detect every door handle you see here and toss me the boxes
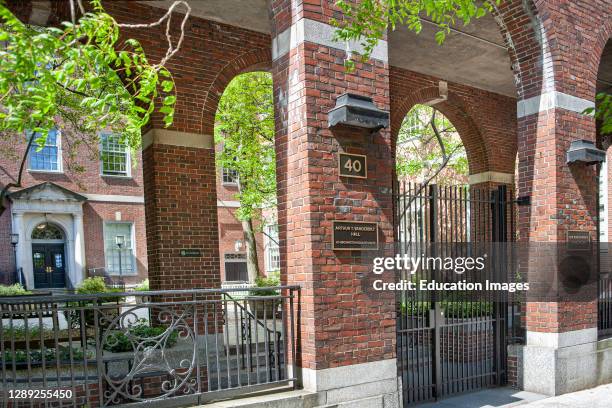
[45,266,53,273]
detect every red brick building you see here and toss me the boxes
[2,1,612,407]
[0,129,149,288]
[0,133,275,289]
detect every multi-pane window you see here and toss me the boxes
[29,128,61,172]
[265,224,280,272]
[222,167,238,185]
[100,133,130,177]
[104,222,135,275]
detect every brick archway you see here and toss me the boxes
[201,47,272,135]
[391,86,490,175]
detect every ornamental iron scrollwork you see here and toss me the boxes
[98,305,197,406]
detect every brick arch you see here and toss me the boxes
[491,0,546,100]
[592,20,612,97]
[201,47,272,135]
[391,87,490,175]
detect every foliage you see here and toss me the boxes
[214,71,276,222]
[103,319,179,353]
[76,276,107,294]
[333,0,500,69]
[398,300,493,318]
[134,278,149,291]
[250,275,280,297]
[0,283,32,296]
[584,92,612,135]
[3,346,89,364]
[396,104,467,184]
[74,277,124,303]
[0,0,180,150]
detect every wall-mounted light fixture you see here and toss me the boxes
[328,93,389,131]
[566,140,606,165]
[234,240,243,252]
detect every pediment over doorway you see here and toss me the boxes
[8,182,87,203]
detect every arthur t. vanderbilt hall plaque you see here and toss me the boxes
[332,221,379,250]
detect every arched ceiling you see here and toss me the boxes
[145,1,517,97]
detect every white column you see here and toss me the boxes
[73,213,86,288]
[11,212,28,288]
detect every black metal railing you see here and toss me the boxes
[0,287,299,407]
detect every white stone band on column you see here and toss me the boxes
[142,129,214,150]
[272,18,388,62]
[517,91,595,118]
[468,171,514,185]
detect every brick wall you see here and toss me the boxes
[271,0,396,368]
[0,123,147,286]
[390,67,518,176]
[217,205,266,281]
[82,202,148,285]
[142,144,220,291]
[500,0,612,333]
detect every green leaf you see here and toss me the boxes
[161,80,174,92]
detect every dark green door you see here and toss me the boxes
[32,244,66,288]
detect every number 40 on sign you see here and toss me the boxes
[338,152,367,179]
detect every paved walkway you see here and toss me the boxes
[520,383,612,408]
[418,384,612,408]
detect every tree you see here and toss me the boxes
[0,0,191,213]
[333,0,499,70]
[396,105,467,185]
[585,93,612,137]
[333,0,610,130]
[214,72,276,282]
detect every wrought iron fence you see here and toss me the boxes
[394,183,521,405]
[0,286,300,407]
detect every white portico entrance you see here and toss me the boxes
[8,182,87,290]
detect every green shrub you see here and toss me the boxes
[76,277,107,294]
[0,284,32,296]
[134,279,149,291]
[398,300,493,318]
[249,275,280,297]
[103,319,179,353]
[3,346,90,364]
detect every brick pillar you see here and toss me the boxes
[142,129,221,291]
[514,0,610,395]
[270,2,399,405]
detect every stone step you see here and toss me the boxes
[202,389,319,408]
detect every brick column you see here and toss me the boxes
[513,0,611,395]
[142,129,221,291]
[270,2,399,405]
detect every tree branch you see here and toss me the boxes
[397,109,455,222]
[117,1,191,68]
[0,129,38,215]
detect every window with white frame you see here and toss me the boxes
[29,128,62,172]
[222,167,238,185]
[100,133,130,177]
[104,222,136,275]
[264,224,280,272]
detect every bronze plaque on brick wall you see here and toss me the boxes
[567,230,591,251]
[332,221,378,250]
[338,153,367,179]
[180,249,202,257]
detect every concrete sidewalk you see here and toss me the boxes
[520,383,612,408]
[418,383,612,407]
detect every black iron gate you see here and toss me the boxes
[394,182,516,405]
